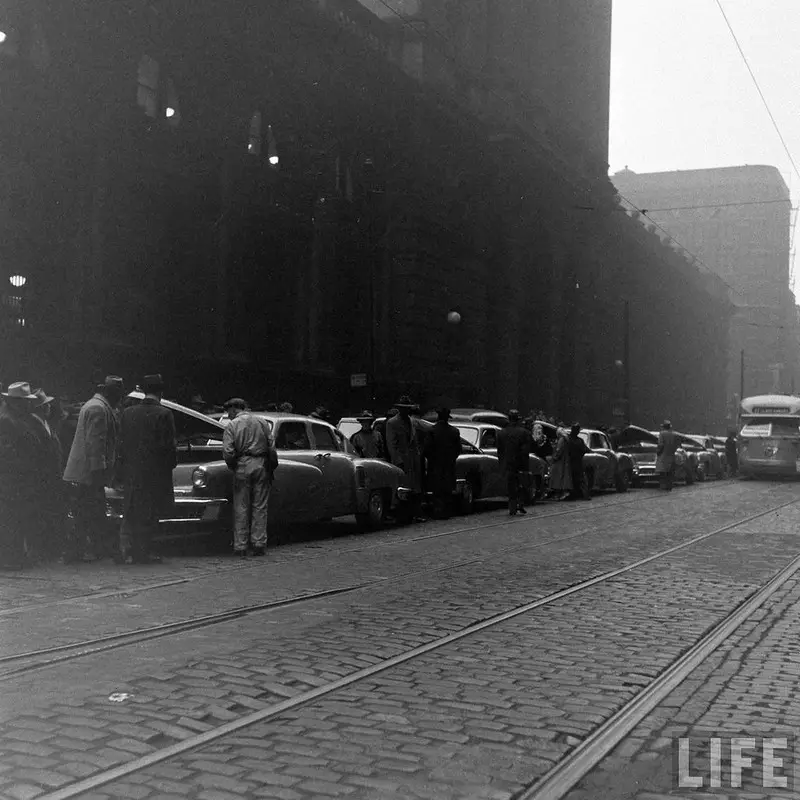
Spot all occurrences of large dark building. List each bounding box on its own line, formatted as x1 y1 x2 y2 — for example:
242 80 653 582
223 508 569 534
1 0 731 430
613 166 797 423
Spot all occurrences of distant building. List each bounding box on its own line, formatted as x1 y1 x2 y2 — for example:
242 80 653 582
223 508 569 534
613 166 797 421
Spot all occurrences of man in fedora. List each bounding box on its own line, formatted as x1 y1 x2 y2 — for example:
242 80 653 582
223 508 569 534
63 375 125 561
423 407 461 519
117 374 177 563
497 409 534 515
656 419 679 491
386 395 425 522
0 382 51 568
350 411 385 460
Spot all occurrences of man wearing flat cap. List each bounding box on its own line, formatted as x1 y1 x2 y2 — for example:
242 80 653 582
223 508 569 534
350 411 385 460
117 375 177 563
222 397 278 557
63 375 125 561
0 382 51 568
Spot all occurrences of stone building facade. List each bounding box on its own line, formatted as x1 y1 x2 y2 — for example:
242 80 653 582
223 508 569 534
613 166 797 423
1 0 731 429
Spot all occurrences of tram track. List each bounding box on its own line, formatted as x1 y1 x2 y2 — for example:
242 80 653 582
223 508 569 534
33 494 799 800
0 483 720 618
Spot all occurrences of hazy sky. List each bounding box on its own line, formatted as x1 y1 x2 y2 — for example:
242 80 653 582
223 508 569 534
609 0 800 293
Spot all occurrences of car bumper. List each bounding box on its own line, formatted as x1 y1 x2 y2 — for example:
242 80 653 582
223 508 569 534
106 495 229 525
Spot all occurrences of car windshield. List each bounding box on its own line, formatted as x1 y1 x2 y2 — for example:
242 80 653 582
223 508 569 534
454 426 480 446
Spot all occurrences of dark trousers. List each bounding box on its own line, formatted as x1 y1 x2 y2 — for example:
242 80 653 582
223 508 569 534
120 511 158 559
432 491 452 519
570 465 589 499
0 489 32 568
727 457 738 477
507 472 525 513
659 467 674 491
69 483 112 557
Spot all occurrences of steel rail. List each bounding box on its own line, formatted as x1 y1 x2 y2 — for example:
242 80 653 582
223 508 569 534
35 496 798 800
0 499 679 672
517 546 800 800
0 484 714 618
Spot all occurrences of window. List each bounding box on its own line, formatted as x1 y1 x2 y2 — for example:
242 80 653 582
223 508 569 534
455 426 479 446
275 421 310 450
312 423 338 451
480 430 498 449
598 434 611 450
137 55 160 118
461 440 480 455
590 433 605 450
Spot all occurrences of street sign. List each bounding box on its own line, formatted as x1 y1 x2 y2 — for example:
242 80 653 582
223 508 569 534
350 373 367 388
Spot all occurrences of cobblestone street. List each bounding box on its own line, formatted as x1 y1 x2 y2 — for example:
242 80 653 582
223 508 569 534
2 481 800 799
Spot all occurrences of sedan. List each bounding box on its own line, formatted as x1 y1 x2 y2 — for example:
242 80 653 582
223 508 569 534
107 397 407 538
616 425 695 485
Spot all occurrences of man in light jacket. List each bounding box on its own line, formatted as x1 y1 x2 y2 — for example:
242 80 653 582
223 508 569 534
63 375 124 560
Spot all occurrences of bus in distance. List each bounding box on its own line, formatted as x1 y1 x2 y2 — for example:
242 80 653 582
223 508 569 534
739 394 800 478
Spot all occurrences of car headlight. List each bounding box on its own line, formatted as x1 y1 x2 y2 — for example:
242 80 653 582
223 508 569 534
192 466 208 489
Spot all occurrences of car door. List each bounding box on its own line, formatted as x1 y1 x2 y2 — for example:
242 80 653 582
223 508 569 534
310 422 357 517
272 419 328 521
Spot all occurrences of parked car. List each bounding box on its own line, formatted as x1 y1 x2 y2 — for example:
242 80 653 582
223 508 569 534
106 396 408 537
534 421 634 493
423 408 510 428
337 416 546 512
706 436 729 473
615 425 695 485
682 434 725 480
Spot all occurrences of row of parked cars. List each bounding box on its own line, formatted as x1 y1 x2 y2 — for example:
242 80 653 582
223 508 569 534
105 400 727 541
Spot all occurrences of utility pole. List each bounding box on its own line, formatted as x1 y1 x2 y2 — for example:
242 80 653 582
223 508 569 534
624 300 631 427
740 349 745 401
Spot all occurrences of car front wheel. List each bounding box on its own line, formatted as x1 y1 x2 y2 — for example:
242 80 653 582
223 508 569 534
356 490 388 530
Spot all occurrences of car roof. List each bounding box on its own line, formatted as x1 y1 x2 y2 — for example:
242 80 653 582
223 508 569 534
452 422 501 431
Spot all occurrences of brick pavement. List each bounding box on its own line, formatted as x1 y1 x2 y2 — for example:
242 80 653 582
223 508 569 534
0 481 794 799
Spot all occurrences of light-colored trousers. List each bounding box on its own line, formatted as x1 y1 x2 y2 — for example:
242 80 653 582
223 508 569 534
233 458 271 551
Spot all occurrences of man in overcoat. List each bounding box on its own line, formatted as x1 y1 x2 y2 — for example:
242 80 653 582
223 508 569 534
386 395 425 521
0 382 51 568
117 374 177 563
497 410 534 515
350 411 385 460
423 408 461 519
567 423 591 500
656 419 679 491
63 375 124 561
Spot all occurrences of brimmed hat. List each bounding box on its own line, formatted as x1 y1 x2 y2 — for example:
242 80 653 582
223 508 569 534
508 409 520 421
436 406 451 419
356 410 376 422
142 374 164 393
395 395 415 408
2 381 39 401
662 419 672 429
33 388 55 406
99 375 124 390
223 397 248 411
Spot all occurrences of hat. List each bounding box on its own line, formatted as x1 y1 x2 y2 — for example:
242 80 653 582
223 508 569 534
356 410 376 422
508 409 520 421
395 395 415 408
142 374 164 393
33 388 55 406
2 381 39 400
223 397 248 411
662 419 672 429
436 406 451 420
99 375 124 390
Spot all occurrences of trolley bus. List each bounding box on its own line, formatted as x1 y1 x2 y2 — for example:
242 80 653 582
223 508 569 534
739 394 800 478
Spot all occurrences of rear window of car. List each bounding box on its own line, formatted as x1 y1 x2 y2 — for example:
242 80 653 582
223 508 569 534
480 429 498 449
275 421 310 450
454 426 479 446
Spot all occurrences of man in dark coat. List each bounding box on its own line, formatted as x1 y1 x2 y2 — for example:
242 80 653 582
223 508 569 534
350 411 385 460
423 407 462 519
567 424 591 500
0 382 51 568
386 395 425 522
117 374 177 563
725 430 738 477
656 419 680 491
497 409 534 516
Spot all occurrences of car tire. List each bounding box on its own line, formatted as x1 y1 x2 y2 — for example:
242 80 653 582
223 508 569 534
614 469 630 493
459 479 476 515
356 490 388 530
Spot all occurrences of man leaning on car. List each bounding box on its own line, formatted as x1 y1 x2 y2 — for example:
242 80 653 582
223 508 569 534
222 398 278 557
